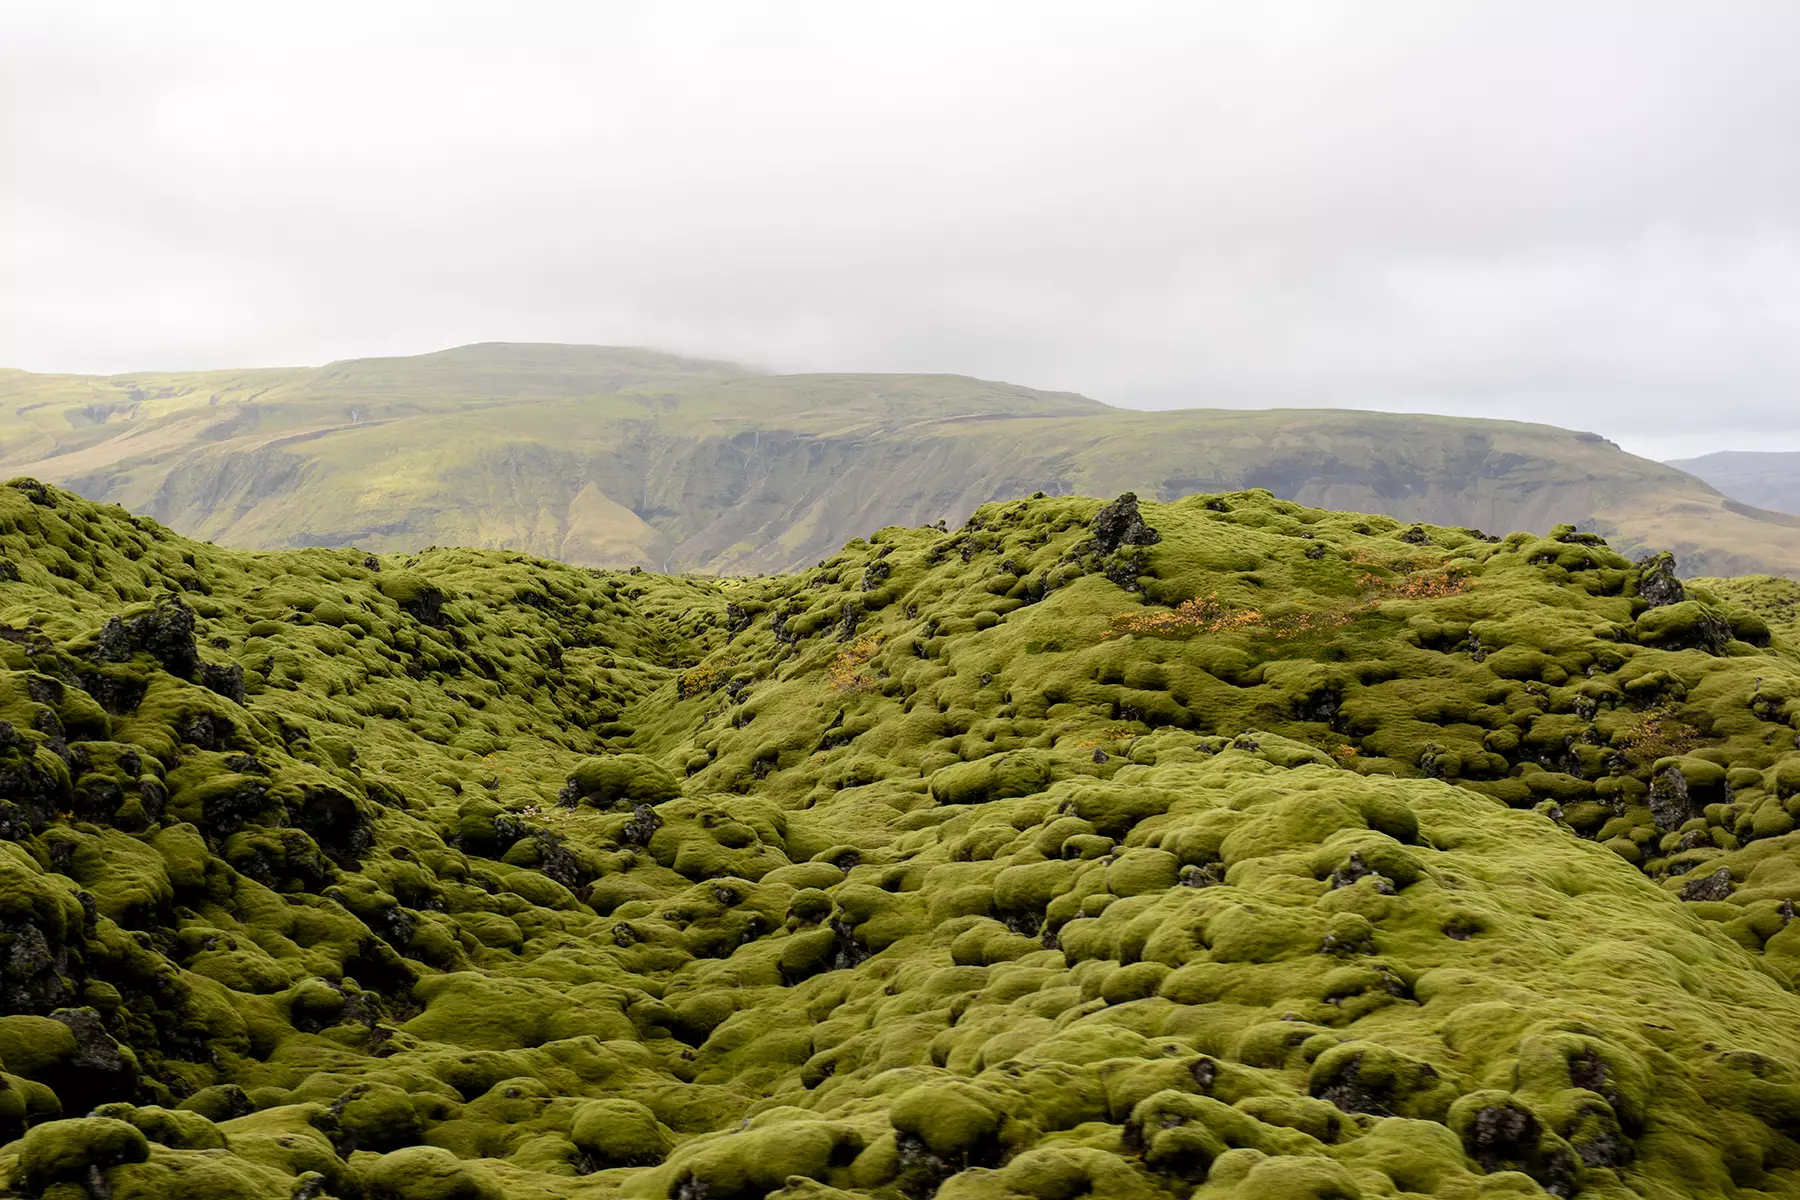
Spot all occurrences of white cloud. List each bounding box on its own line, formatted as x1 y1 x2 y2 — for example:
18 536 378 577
4 0 1799 459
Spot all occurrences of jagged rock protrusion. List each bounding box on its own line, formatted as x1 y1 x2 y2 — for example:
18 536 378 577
1648 764 1693 831
1635 552 1685 609
125 594 200 678
1089 493 1161 554
1680 866 1733 902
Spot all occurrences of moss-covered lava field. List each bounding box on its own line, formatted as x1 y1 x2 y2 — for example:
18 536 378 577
1 479 1799 1199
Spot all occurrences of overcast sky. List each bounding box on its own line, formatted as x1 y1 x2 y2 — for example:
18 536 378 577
5 2 1799 460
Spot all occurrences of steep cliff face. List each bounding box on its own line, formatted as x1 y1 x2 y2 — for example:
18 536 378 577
5 344 1798 576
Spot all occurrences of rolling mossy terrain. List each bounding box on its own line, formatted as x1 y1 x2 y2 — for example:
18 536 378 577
1 480 1800 1198
8 342 1800 579
1691 576 1800 646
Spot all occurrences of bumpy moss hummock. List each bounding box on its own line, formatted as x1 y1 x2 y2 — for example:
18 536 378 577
0 480 1798 1198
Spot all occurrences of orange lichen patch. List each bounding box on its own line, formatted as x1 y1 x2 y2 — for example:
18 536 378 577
826 636 883 692
1611 704 1709 769
679 659 727 698
1363 567 1473 601
1073 726 1141 749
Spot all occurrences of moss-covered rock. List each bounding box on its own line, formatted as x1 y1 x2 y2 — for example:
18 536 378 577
14 1117 150 1192
0 482 1792 1198
569 1098 674 1168
561 754 680 807
362 1145 504 1200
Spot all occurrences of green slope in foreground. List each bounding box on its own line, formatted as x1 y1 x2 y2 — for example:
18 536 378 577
6 342 1800 578
2 480 1800 1198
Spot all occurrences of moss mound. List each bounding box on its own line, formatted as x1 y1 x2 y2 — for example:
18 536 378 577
0 480 1796 1196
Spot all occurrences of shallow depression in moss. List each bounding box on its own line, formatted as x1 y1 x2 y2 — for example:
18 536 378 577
0 481 1796 1198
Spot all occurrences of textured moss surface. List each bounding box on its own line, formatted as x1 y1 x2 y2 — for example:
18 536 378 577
0 480 1798 1198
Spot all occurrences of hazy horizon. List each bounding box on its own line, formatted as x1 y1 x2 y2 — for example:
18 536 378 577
7 1 1800 462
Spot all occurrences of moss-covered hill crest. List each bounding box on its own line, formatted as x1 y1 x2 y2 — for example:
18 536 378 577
1 479 1799 1198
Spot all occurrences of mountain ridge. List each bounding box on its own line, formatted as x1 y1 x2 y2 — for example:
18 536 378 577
3 342 1796 578
1670 450 1800 521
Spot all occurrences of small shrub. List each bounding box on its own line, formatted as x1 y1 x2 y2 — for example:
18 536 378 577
826 636 882 693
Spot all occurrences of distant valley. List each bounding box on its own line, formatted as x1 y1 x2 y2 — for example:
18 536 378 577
1668 450 1800 523
4 341 1799 577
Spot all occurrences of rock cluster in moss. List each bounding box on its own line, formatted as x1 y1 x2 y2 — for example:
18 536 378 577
0 477 1797 1197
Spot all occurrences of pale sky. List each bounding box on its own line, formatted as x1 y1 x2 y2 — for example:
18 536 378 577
5 1 1799 460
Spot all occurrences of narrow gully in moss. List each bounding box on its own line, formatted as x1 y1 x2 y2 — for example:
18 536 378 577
0 479 1796 1198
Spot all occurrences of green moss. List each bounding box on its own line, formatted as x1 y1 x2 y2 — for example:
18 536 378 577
0 482 1796 1197
928 751 1054 806
564 753 680 806
15 1117 150 1191
569 1097 674 1167
89 1103 226 1151
361 1145 505 1200
0 1017 79 1083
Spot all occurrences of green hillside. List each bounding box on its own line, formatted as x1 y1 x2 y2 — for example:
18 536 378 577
2 479 1800 1197
5 344 1798 578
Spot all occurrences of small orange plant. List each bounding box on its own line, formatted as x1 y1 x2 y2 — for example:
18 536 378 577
679 660 727 698
1109 592 1237 637
1109 593 1354 641
1075 725 1141 749
827 636 883 693
1110 563 1471 646
1611 704 1706 769
1368 566 1472 601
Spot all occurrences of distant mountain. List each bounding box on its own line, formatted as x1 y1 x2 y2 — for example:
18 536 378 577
4 341 1798 576
1667 450 1800 520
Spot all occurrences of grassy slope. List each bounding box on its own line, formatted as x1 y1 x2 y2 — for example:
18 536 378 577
1669 451 1800 521
5 345 1798 578
1 481 1800 1196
